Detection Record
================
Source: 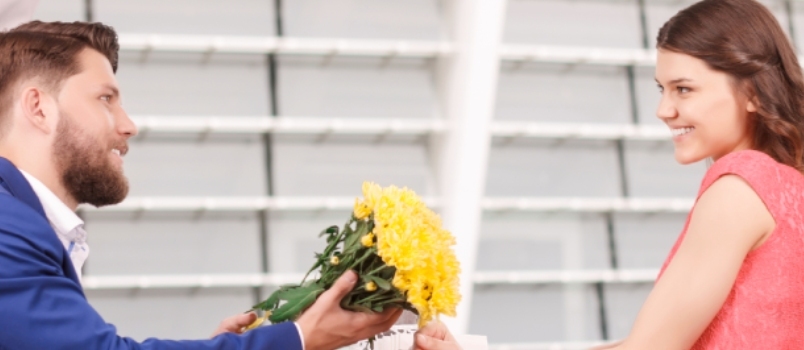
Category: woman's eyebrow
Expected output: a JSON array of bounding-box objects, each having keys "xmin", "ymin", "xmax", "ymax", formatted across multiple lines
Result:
[{"xmin": 655, "ymin": 77, "xmax": 693, "ymax": 85}]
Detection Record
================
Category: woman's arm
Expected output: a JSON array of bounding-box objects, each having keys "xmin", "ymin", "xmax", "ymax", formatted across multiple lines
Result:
[{"xmin": 611, "ymin": 175, "xmax": 774, "ymax": 350}]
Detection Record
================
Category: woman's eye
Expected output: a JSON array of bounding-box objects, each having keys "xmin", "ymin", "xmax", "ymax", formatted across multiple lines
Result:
[
  {"xmin": 101, "ymin": 95, "xmax": 112, "ymax": 102},
  {"xmin": 656, "ymin": 84, "xmax": 664, "ymax": 93},
  {"xmin": 677, "ymin": 86, "xmax": 690, "ymax": 94}
]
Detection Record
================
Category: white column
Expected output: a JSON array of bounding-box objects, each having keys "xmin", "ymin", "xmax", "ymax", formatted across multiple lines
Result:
[{"xmin": 432, "ymin": 0, "xmax": 507, "ymax": 334}]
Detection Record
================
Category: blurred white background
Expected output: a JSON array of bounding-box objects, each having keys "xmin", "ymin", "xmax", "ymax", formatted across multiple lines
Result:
[{"xmin": 20, "ymin": 0, "xmax": 801, "ymax": 348}]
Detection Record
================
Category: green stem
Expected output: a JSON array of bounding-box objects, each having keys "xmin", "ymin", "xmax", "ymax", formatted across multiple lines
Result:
[
  {"xmin": 364, "ymin": 264, "xmax": 387, "ymax": 277},
  {"xmin": 352, "ymin": 289, "xmax": 396, "ymax": 305},
  {"xmin": 305, "ymin": 220, "xmax": 356, "ymax": 283}
]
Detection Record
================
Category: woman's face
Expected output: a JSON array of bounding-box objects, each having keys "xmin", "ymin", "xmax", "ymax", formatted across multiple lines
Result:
[{"xmin": 655, "ymin": 49, "xmax": 756, "ymax": 164}]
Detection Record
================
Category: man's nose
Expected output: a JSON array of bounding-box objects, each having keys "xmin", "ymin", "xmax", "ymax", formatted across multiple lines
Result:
[{"xmin": 116, "ymin": 108, "xmax": 138, "ymax": 138}]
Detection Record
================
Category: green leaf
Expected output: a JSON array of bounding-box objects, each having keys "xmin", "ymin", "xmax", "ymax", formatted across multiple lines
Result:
[
  {"xmin": 336, "ymin": 251, "xmax": 354, "ymax": 268},
  {"xmin": 268, "ymin": 286, "xmax": 325, "ymax": 323},
  {"xmin": 302, "ymin": 260, "xmax": 325, "ymax": 282},
  {"xmin": 343, "ymin": 303, "xmax": 375, "ymax": 313},
  {"xmin": 366, "ymin": 275, "xmax": 392, "ymax": 291},
  {"xmin": 319, "ymin": 225, "xmax": 339, "ymax": 238},
  {"xmin": 355, "ymin": 220, "xmax": 370, "ymax": 237},
  {"xmin": 250, "ymin": 285, "xmax": 289, "ymax": 311},
  {"xmin": 343, "ymin": 225, "xmax": 363, "ymax": 251},
  {"xmin": 276, "ymin": 283, "xmax": 321, "ymax": 301},
  {"xmin": 342, "ymin": 221, "xmax": 354, "ymax": 235},
  {"xmin": 378, "ymin": 266, "xmax": 396, "ymax": 280}
]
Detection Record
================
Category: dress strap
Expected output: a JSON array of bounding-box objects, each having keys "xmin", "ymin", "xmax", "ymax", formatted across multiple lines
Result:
[{"xmin": 698, "ymin": 150, "xmax": 787, "ymax": 220}]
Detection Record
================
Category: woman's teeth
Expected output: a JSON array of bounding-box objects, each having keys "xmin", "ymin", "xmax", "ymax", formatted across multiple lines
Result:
[
  {"xmin": 671, "ymin": 127, "xmax": 695, "ymax": 137},
  {"xmin": 112, "ymin": 149, "xmax": 121, "ymax": 156}
]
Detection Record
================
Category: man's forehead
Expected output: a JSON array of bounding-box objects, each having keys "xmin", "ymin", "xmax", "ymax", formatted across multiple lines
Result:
[
  {"xmin": 68, "ymin": 49, "xmax": 119, "ymax": 90},
  {"xmin": 77, "ymin": 48, "xmax": 115, "ymax": 75}
]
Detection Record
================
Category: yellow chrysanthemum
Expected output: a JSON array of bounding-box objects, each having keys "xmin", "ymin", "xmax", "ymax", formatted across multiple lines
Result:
[
  {"xmin": 243, "ymin": 312, "xmax": 270, "ymax": 332},
  {"xmin": 361, "ymin": 233, "xmax": 375, "ymax": 247},
  {"xmin": 353, "ymin": 199, "xmax": 371, "ymax": 220},
  {"xmin": 365, "ymin": 281, "xmax": 377, "ymax": 292},
  {"xmin": 330, "ymin": 255, "xmax": 340, "ymax": 265},
  {"xmin": 361, "ymin": 182, "xmax": 382, "ymax": 210},
  {"xmin": 358, "ymin": 182, "xmax": 462, "ymax": 327}
]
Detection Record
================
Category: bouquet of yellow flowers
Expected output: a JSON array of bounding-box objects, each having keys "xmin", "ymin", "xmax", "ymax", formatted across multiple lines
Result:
[{"xmin": 247, "ymin": 182, "xmax": 461, "ymax": 334}]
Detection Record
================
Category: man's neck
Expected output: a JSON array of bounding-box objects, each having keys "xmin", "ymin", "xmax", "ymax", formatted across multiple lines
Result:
[{"xmin": 27, "ymin": 169, "xmax": 77, "ymax": 211}]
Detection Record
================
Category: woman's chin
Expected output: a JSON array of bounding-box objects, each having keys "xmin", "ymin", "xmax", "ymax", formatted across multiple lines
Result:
[{"xmin": 674, "ymin": 150, "xmax": 707, "ymax": 165}]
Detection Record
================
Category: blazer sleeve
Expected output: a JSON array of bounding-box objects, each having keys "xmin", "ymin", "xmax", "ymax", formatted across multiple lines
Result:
[{"xmin": 0, "ymin": 196, "xmax": 303, "ymax": 350}]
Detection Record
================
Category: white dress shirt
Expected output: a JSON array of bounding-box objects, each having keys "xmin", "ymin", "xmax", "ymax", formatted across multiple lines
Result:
[{"xmin": 19, "ymin": 170, "xmax": 89, "ymax": 282}]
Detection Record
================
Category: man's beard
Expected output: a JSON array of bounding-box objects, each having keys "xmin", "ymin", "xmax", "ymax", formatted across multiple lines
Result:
[{"xmin": 53, "ymin": 112, "xmax": 129, "ymax": 207}]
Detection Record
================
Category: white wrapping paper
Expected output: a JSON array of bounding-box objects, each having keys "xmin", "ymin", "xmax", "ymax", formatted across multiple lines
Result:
[{"xmin": 343, "ymin": 325, "xmax": 488, "ymax": 350}]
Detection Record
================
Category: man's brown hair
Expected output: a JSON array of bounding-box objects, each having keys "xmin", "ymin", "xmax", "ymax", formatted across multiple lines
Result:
[{"xmin": 0, "ymin": 21, "xmax": 119, "ymax": 133}]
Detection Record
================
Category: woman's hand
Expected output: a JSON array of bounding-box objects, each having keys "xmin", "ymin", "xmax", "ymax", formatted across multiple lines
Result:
[{"xmin": 414, "ymin": 321, "xmax": 461, "ymax": 350}]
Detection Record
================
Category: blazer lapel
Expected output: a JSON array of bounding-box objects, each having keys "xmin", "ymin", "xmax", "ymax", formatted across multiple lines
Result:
[
  {"xmin": 0, "ymin": 157, "xmax": 82, "ymax": 285},
  {"xmin": 0, "ymin": 157, "xmax": 47, "ymax": 218}
]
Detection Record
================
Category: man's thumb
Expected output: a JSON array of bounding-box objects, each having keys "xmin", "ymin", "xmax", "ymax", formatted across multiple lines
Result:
[{"xmin": 328, "ymin": 270, "xmax": 358, "ymax": 299}]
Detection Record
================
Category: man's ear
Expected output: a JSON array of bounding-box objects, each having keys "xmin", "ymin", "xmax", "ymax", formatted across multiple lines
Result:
[{"xmin": 19, "ymin": 86, "xmax": 54, "ymax": 134}]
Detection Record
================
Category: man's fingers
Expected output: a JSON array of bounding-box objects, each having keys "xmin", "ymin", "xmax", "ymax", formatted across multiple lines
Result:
[
  {"xmin": 379, "ymin": 308, "xmax": 403, "ymax": 329},
  {"xmin": 345, "ymin": 306, "xmax": 401, "ymax": 338},
  {"xmin": 224, "ymin": 312, "xmax": 257, "ymax": 331},
  {"xmin": 319, "ymin": 270, "xmax": 358, "ymax": 304},
  {"xmin": 376, "ymin": 306, "xmax": 402, "ymax": 322},
  {"xmin": 236, "ymin": 312, "xmax": 257, "ymax": 327},
  {"xmin": 368, "ymin": 307, "xmax": 402, "ymax": 331},
  {"xmin": 352, "ymin": 306, "xmax": 402, "ymax": 330},
  {"xmin": 211, "ymin": 312, "xmax": 258, "ymax": 338},
  {"xmin": 355, "ymin": 308, "xmax": 403, "ymax": 340}
]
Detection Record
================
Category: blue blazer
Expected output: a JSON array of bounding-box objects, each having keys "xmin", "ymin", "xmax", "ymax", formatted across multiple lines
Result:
[{"xmin": 0, "ymin": 158, "xmax": 302, "ymax": 350}]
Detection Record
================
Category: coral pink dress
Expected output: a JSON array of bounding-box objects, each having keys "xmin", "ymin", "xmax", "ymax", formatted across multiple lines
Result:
[{"xmin": 658, "ymin": 150, "xmax": 804, "ymax": 349}]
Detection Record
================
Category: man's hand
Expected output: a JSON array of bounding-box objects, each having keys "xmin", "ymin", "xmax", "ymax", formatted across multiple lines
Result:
[
  {"xmin": 210, "ymin": 312, "xmax": 259, "ymax": 337},
  {"xmin": 296, "ymin": 270, "xmax": 403, "ymax": 350},
  {"xmin": 415, "ymin": 321, "xmax": 461, "ymax": 350}
]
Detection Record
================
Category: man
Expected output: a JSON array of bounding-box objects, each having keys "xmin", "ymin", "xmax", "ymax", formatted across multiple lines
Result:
[{"xmin": 0, "ymin": 21, "xmax": 401, "ymax": 349}]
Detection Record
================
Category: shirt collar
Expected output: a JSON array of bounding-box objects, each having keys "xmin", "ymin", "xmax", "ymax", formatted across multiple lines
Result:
[{"xmin": 18, "ymin": 169, "xmax": 84, "ymax": 238}]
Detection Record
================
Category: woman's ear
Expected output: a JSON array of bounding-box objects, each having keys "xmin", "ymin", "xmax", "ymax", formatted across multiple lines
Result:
[{"xmin": 746, "ymin": 94, "xmax": 759, "ymax": 113}]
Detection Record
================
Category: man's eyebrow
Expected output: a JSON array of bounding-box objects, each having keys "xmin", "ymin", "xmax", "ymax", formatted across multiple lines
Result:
[
  {"xmin": 101, "ymin": 83, "xmax": 120, "ymax": 97},
  {"xmin": 655, "ymin": 77, "xmax": 693, "ymax": 85}
]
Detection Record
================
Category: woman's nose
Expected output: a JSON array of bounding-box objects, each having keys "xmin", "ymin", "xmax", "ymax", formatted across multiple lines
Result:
[{"xmin": 656, "ymin": 95, "xmax": 677, "ymax": 121}]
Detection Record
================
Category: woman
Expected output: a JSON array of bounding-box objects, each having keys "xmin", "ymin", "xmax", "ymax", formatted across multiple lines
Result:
[{"xmin": 415, "ymin": 0, "xmax": 804, "ymax": 348}]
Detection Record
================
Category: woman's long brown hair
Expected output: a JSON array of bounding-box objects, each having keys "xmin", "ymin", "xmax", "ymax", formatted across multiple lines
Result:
[{"xmin": 657, "ymin": 0, "xmax": 804, "ymax": 172}]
